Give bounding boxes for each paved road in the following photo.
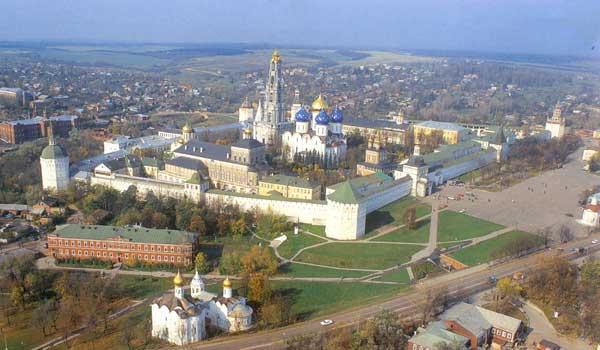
[159,234,600,350]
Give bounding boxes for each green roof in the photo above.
[260,174,317,189]
[41,144,67,159]
[327,172,399,204]
[327,181,361,204]
[52,224,196,245]
[421,141,481,164]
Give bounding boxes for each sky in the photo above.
[1,0,599,56]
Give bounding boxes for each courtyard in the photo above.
[426,147,598,237]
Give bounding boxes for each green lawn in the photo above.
[278,263,370,278]
[295,242,424,269]
[377,268,411,283]
[277,233,326,259]
[373,218,431,243]
[437,211,504,242]
[365,197,431,234]
[451,230,543,266]
[299,223,326,237]
[199,235,264,260]
[272,280,408,320]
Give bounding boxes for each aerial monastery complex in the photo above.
[43,51,509,242]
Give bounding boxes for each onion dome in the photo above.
[182,123,193,133]
[223,277,232,288]
[173,270,184,286]
[311,94,328,111]
[330,107,344,123]
[315,109,330,125]
[41,142,67,159]
[295,108,311,122]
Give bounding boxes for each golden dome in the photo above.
[311,94,328,111]
[182,123,193,133]
[173,270,184,286]
[177,137,185,144]
[223,277,232,288]
[271,50,281,63]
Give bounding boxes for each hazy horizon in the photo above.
[1,0,599,57]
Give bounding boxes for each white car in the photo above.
[320,319,334,326]
[592,239,599,244]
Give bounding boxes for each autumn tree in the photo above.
[189,215,207,236]
[403,207,417,230]
[241,246,278,277]
[195,252,211,274]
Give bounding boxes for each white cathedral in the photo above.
[243,51,347,167]
[151,271,254,346]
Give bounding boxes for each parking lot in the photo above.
[425,147,598,237]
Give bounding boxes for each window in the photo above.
[177,257,181,262]
[84,241,88,247]
[109,253,113,257]
[144,255,148,260]
[71,241,75,247]
[501,331,506,338]
[171,256,174,262]
[151,255,155,261]
[77,241,81,247]
[157,255,161,261]
[84,251,88,256]
[157,246,161,252]
[78,250,82,255]
[151,245,155,251]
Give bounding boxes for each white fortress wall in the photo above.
[205,191,328,226]
[427,150,496,186]
[91,174,203,202]
[363,176,412,214]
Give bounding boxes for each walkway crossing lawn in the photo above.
[277,263,370,278]
[373,218,431,243]
[295,242,425,269]
[277,233,326,259]
[377,268,411,283]
[437,211,504,242]
[271,280,408,320]
[451,230,544,266]
[365,197,431,234]
[299,223,326,237]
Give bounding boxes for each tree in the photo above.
[31,299,58,336]
[247,273,271,304]
[195,252,211,274]
[351,310,406,350]
[403,207,417,230]
[558,225,574,243]
[241,246,278,277]
[219,252,243,275]
[10,285,25,309]
[189,215,207,236]
[259,294,291,328]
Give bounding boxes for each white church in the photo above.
[281,95,347,168]
[40,128,70,192]
[151,271,254,346]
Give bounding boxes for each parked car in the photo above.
[320,319,334,326]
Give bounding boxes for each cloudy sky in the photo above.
[1,0,599,56]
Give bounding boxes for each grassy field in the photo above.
[451,230,543,266]
[199,235,263,261]
[365,197,431,234]
[299,223,326,237]
[377,268,411,283]
[295,242,424,269]
[271,280,407,320]
[437,211,504,242]
[277,263,370,278]
[277,233,326,259]
[372,218,431,243]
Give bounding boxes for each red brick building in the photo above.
[47,224,198,266]
[0,115,79,144]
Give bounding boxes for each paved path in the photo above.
[411,202,439,262]
[522,300,593,350]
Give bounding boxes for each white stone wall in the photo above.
[238,107,254,122]
[41,156,70,192]
[325,201,365,240]
[426,151,496,187]
[91,174,203,202]
[205,192,328,226]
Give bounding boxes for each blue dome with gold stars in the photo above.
[315,109,330,125]
[295,108,311,122]
[330,107,344,123]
